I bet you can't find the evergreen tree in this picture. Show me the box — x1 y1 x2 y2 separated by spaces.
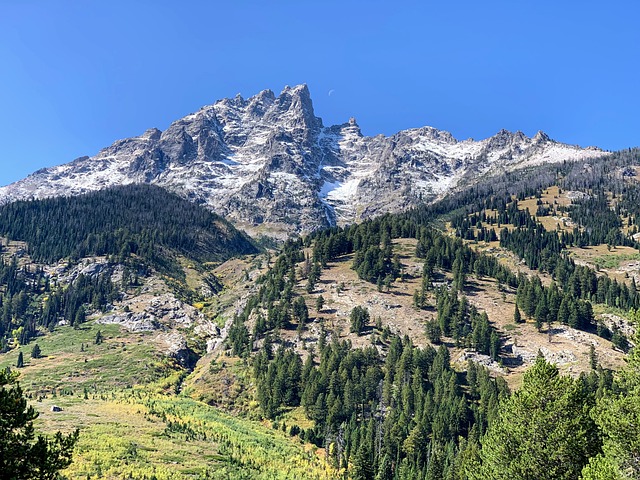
316 295 325 313
589 344 598 371
350 306 370 335
582 332 640 479
228 316 250 357
30 344 41 359
16 352 24 368
514 304 523 324
293 296 309 327
351 443 375 480
73 306 86 327
534 298 548 331
425 320 442 345
0 368 79 478
475 356 599 480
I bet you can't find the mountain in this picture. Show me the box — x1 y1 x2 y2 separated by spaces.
0 131 638 478
0 84 608 236
0 184 259 271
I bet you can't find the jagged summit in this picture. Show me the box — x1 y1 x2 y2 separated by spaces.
0 84 608 236
533 130 551 143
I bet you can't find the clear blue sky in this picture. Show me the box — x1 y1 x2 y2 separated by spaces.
1 0 639 186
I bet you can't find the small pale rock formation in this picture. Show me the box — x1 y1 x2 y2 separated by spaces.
97 293 204 333
156 332 196 369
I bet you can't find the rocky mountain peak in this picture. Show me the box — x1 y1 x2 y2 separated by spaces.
266 84 320 133
141 128 162 141
281 83 310 97
513 130 527 142
246 89 276 115
415 126 457 144
277 84 313 111
337 117 363 138
0 85 609 237
256 88 276 100
486 129 528 149
533 130 551 143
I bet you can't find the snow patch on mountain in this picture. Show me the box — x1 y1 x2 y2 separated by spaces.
0 85 609 235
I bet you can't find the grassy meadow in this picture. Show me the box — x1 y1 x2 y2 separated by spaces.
2 322 338 479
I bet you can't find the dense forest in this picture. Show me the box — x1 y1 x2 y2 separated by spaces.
0 184 259 274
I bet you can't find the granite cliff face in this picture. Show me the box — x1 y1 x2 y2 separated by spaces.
0 84 607 235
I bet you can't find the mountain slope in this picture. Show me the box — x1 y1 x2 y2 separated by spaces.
0 84 608 235
0 184 259 267
0 149 638 479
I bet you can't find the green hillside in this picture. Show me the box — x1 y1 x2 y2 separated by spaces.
0 184 259 267
2 151 640 479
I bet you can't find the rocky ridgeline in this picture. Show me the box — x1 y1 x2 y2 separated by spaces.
0 85 607 236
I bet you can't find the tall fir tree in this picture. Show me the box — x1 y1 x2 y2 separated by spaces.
0 368 79 477
474 356 599 480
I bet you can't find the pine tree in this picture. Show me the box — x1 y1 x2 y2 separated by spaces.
513 304 523 324
534 299 548 331
0 368 79 477
557 297 570 324
351 443 374 480
350 306 370 335
582 331 640 479
475 357 599 480
589 344 598 371
293 297 308 327
306 278 315 293
30 344 41 359
228 316 249 357
490 331 501 361
74 306 86 327
16 352 24 368
316 295 325 313
425 320 442 345
413 285 427 309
